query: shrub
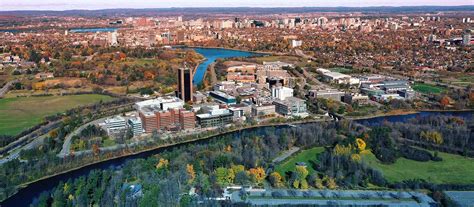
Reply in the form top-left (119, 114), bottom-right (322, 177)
top-left (399, 146), bottom-right (432, 162)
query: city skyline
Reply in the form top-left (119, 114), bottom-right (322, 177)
top-left (1, 0), bottom-right (473, 11)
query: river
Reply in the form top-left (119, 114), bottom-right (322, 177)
top-left (1, 111), bottom-right (472, 206)
top-left (190, 48), bottom-right (260, 85)
top-left (69, 28), bottom-right (118, 33)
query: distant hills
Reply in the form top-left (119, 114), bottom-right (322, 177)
top-left (1, 6), bottom-right (474, 17)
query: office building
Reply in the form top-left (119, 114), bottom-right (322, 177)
top-left (139, 110), bottom-right (159, 133)
top-left (273, 97), bottom-right (308, 117)
top-left (209, 91), bottom-right (237, 104)
top-left (105, 116), bottom-right (127, 135)
top-left (272, 86), bottom-right (293, 100)
top-left (463, 30), bottom-right (472, 46)
top-left (179, 110), bottom-right (196, 130)
top-left (134, 96), bottom-right (184, 111)
top-left (128, 118), bottom-right (143, 137)
top-left (251, 104), bottom-right (276, 117)
top-left (196, 108), bottom-right (233, 128)
top-left (308, 89), bottom-right (345, 102)
top-left (177, 67), bottom-right (193, 102)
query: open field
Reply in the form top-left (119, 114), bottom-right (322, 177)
top-left (362, 151), bottom-right (474, 184)
top-left (412, 83), bottom-right (446, 94)
top-left (0, 94), bottom-right (114, 136)
top-left (252, 55), bottom-right (301, 64)
top-left (275, 147), bottom-right (325, 175)
top-left (329, 67), bottom-right (353, 74)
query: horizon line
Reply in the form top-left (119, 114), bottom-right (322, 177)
top-left (1, 5), bottom-right (474, 12)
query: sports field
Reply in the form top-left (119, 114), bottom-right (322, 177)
top-left (0, 94), bottom-right (114, 136)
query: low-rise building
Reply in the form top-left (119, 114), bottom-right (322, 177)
top-left (343, 93), bottom-right (370, 105)
top-left (210, 91), bottom-right (237, 104)
top-left (196, 108), bottom-right (233, 128)
top-left (105, 116), bottom-right (127, 136)
top-left (309, 89), bottom-right (345, 102)
top-left (273, 97), bottom-right (308, 117)
top-left (251, 104), bottom-right (276, 117)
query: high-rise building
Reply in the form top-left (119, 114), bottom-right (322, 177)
top-left (177, 67), bottom-right (193, 102)
top-left (463, 30), bottom-right (472, 46)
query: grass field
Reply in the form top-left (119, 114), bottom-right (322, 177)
top-left (362, 151), bottom-right (474, 184)
top-left (329, 67), bottom-right (353, 74)
top-left (0, 94), bottom-right (114, 136)
top-left (412, 83), bottom-right (445, 94)
top-left (275, 147), bottom-right (325, 175)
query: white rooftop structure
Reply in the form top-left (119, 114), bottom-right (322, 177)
top-left (134, 96), bottom-right (184, 111)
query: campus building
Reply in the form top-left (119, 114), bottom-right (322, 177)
top-left (273, 97), bottom-right (308, 117)
top-left (196, 108), bottom-right (233, 128)
top-left (176, 67), bottom-right (193, 102)
top-left (128, 117), bottom-right (143, 137)
top-left (209, 91), bottom-right (237, 104)
top-left (271, 86), bottom-right (293, 101)
top-left (104, 116), bottom-right (127, 136)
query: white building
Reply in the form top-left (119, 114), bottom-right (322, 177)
top-left (273, 97), bottom-right (308, 117)
top-left (134, 96), bottom-right (184, 111)
top-left (128, 117), bottom-right (143, 137)
top-left (105, 116), bottom-right (127, 135)
top-left (290, 39), bottom-right (303, 48)
top-left (272, 86), bottom-right (294, 101)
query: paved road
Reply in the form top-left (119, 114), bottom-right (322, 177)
top-left (0, 79), bottom-right (18, 98)
top-left (272, 147), bottom-right (300, 163)
top-left (58, 116), bottom-right (110, 157)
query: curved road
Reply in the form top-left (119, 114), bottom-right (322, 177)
top-left (58, 116), bottom-right (111, 158)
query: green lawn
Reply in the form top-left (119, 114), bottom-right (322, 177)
top-left (0, 94), bottom-right (114, 136)
top-left (275, 147), bottom-right (325, 175)
top-left (329, 67), bottom-right (352, 74)
top-left (362, 151), bottom-right (474, 184)
top-left (412, 83), bottom-right (445, 94)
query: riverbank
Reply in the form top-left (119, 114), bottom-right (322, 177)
top-left (3, 110), bottom-right (473, 203)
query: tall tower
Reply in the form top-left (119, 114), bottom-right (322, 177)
top-left (463, 30), bottom-right (472, 46)
top-left (176, 67), bottom-right (193, 102)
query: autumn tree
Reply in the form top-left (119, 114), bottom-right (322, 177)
top-left (248, 167), bottom-right (266, 185)
top-left (269, 172), bottom-right (284, 188)
top-left (440, 96), bottom-right (450, 108)
top-left (186, 164), bottom-right (196, 184)
top-left (292, 166), bottom-right (309, 189)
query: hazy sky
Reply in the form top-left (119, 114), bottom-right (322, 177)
top-left (1, 0), bottom-right (472, 11)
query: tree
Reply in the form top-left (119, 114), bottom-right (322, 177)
top-left (292, 166), bottom-right (309, 189)
top-left (186, 164), bottom-right (196, 184)
top-left (324, 176), bottom-right (337, 189)
top-left (156, 158), bottom-right (169, 170)
top-left (215, 167), bottom-right (234, 186)
top-left (248, 167), bottom-right (266, 185)
top-left (92, 143), bottom-right (100, 156)
top-left (269, 172), bottom-right (284, 188)
top-left (440, 96), bottom-right (450, 108)
top-left (235, 171), bottom-right (250, 185)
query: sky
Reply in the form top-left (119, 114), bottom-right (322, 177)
top-left (0, 0), bottom-right (472, 11)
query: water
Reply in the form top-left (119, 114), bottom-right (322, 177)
top-left (69, 28), bottom-right (118, 33)
top-left (1, 111), bottom-right (472, 206)
top-left (190, 48), bottom-right (259, 85)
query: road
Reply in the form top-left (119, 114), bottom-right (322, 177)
top-left (0, 79), bottom-right (19, 98)
top-left (58, 116), bottom-right (111, 158)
